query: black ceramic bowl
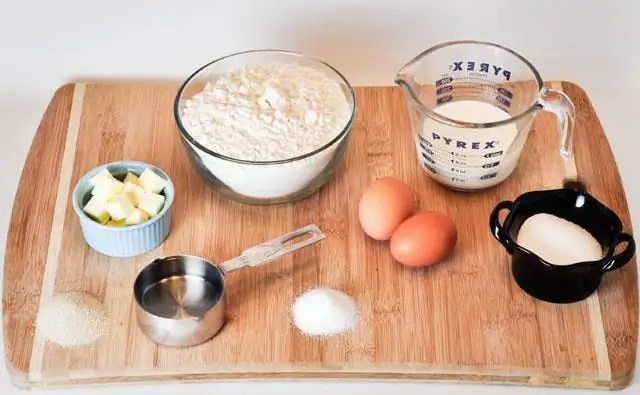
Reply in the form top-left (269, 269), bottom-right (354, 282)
top-left (489, 188), bottom-right (635, 304)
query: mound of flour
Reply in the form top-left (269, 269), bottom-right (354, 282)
top-left (180, 62), bottom-right (352, 162)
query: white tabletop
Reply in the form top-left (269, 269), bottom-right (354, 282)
top-left (1, 0), bottom-right (639, 393)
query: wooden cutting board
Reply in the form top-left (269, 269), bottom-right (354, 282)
top-left (3, 81), bottom-right (637, 390)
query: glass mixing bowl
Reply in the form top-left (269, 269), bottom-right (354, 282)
top-left (173, 50), bottom-right (356, 205)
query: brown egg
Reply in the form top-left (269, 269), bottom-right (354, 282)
top-left (358, 177), bottom-right (415, 241)
top-left (390, 211), bottom-right (458, 267)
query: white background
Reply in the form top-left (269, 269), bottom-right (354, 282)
top-left (1, 0), bottom-right (639, 394)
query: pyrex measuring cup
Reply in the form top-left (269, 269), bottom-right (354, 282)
top-left (133, 224), bottom-right (326, 347)
top-left (395, 40), bottom-right (576, 191)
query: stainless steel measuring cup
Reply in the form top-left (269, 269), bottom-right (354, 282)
top-left (395, 40), bottom-right (576, 192)
top-left (132, 224), bottom-right (326, 347)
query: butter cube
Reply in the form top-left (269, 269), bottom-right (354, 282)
top-left (139, 168), bottom-right (167, 193)
top-left (138, 192), bottom-right (165, 217)
top-left (123, 181), bottom-right (146, 207)
top-left (123, 172), bottom-right (142, 186)
top-left (92, 177), bottom-right (124, 200)
top-left (106, 219), bottom-right (127, 227)
top-left (89, 168), bottom-right (115, 187)
top-left (105, 193), bottom-right (136, 221)
top-left (125, 208), bottom-right (149, 225)
top-left (82, 195), bottom-right (110, 224)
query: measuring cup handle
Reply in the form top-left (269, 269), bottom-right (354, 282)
top-left (219, 224), bottom-right (326, 273)
top-left (539, 88), bottom-right (577, 181)
top-left (601, 232), bottom-right (636, 272)
top-left (489, 200), bottom-right (514, 254)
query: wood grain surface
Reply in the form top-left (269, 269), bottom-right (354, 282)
top-left (2, 81), bottom-right (637, 390)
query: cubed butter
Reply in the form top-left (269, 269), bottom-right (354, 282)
top-left (105, 193), bottom-right (136, 221)
top-left (89, 168), bottom-right (115, 187)
top-left (139, 168), bottom-right (167, 193)
top-left (138, 192), bottom-right (165, 217)
top-left (123, 172), bottom-right (142, 186)
top-left (92, 177), bottom-right (124, 200)
top-left (125, 208), bottom-right (149, 225)
top-left (106, 219), bottom-right (127, 227)
top-left (123, 181), bottom-right (146, 207)
top-left (82, 195), bottom-right (110, 224)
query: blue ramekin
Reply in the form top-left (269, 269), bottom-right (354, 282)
top-left (71, 161), bottom-right (175, 258)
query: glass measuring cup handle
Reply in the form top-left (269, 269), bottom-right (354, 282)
top-left (601, 232), bottom-right (636, 272)
top-left (489, 200), bottom-right (515, 254)
top-left (538, 88), bottom-right (578, 182)
top-left (218, 224), bottom-right (327, 274)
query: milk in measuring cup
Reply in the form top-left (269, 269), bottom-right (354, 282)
top-left (415, 100), bottom-right (522, 190)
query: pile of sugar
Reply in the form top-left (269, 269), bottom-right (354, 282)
top-left (36, 291), bottom-right (110, 347)
top-left (291, 288), bottom-right (358, 337)
top-left (180, 62), bottom-right (352, 162)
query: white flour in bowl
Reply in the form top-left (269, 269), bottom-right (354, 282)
top-left (179, 62), bottom-right (352, 199)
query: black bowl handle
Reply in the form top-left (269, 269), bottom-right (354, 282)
top-left (601, 232), bottom-right (636, 272)
top-left (489, 200), bottom-right (514, 254)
